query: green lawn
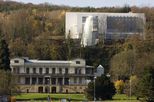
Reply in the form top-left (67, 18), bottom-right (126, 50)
top-left (16, 93), bottom-right (85, 101)
top-left (15, 93), bottom-right (139, 102)
top-left (106, 94), bottom-right (139, 102)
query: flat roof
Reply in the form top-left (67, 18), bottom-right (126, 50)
top-left (26, 60), bottom-right (71, 64)
top-left (66, 12), bottom-right (145, 17)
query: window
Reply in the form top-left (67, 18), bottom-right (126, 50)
top-left (51, 78), bottom-right (56, 85)
top-left (79, 77), bottom-right (82, 84)
top-left (76, 61), bottom-right (80, 64)
top-left (45, 77), bottom-right (50, 84)
top-left (74, 77), bottom-right (77, 84)
top-left (52, 68), bottom-right (55, 74)
top-left (26, 68), bottom-right (29, 74)
top-left (39, 68), bottom-right (42, 74)
top-left (38, 78), bottom-right (43, 84)
top-left (64, 78), bottom-right (69, 85)
top-left (25, 77), bottom-right (30, 85)
top-left (17, 67), bottom-right (20, 74)
top-left (32, 77), bottom-right (37, 84)
top-left (33, 68), bottom-right (36, 74)
top-left (13, 68), bottom-right (16, 73)
top-left (75, 68), bottom-right (81, 74)
top-left (65, 68), bottom-right (68, 74)
top-left (82, 16), bottom-right (87, 23)
top-left (46, 68), bottom-right (49, 74)
top-left (79, 69), bottom-right (82, 74)
top-left (75, 68), bottom-right (78, 74)
top-left (13, 67), bottom-right (20, 74)
top-left (59, 68), bottom-right (62, 74)
top-left (93, 16), bottom-right (98, 31)
top-left (58, 78), bottom-right (63, 85)
top-left (14, 60), bottom-right (19, 63)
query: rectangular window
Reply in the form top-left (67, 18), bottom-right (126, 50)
top-left (38, 78), bottom-right (43, 84)
top-left (59, 68), bottom-right (62, 74)
top-left (64, 78), bottom-right (69, 85)
top-left (79, 69), bottom-right (81, 74)
top-left (17, 67), bottom-right (20, 74)
top-left (46, 68), bottom-right (49, 74)
top-left (51, 78), bottom-right (56, 85)
top-left (33, 68), bottom-right (36, 74)
top-left (32, 77), bottom-right (37, 84)
top-left (79, 77), bottom-right (82, 84)
top-left (13, 68), bottom-right (16, 73)
top-left (45, 77), bottom-right (50, 84)
top-left (52, 68), bottom-right (55, 74)
top-left (58, 78), bottom-right (63, 85)
top-left (14, 60), bottom-right (19, 63)
top-left (65, 68), bottom-right (68, 74)
top-left (39, 68), bottom-right (42, 74)
top-left (93, 16), bottom-right (98, 31)
top-left (25, 77), bottom-right (30, 85)
top-left (75, 68), bottom-right (78, 74)
top-left (74, 77), bottom-right (77, 84)
top-left (76, 61), bottom-right (80, 64)
top-left (26, 68), bottom-right (29, 74)
top-left (82, 16), bottom-right (87, 23)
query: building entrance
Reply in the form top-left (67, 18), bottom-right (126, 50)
top-left (38, 87), bottom-right (43, 93)
top-left (51, 87), bottom-right (56, 93)
top-left (45, 86), bottom-right (50, 93)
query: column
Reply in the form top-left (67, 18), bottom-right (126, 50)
top-left (56, 78), bottom-right (58, 85)
top-left (36, 77), bottom-right (38, 85)
top-left (62, 77), bottom-right (64, 85)
top-left (43, 77), bottom-right (45, 85)
top-left (30, 76), bottom-right (32, 85)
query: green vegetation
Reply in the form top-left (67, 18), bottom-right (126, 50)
top-left (16, 93), bottom-right (85, 101)
top-left (0, 33), bottom-right (10, 71)
top-left (0, 33), bottom-right (17, 95)
top-left (0, 1), bottom-right (153, 101)
top-left (15, 93), bottom-right (140, 102)
top-left (86, 75), bottom-right (116, 100)
top-left (135, 68), bottom-right (154, 101)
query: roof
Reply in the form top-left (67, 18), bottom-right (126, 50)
top-left (25, 59), bottom-right (71, 64)
top-left (66, 12), bottom-right (145, 17)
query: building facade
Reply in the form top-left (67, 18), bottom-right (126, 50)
top-left (10, 57), bottom-right (94, 93)
top-left (65, 12), bottom-right (145, 46)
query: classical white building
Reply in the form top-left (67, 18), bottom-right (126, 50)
top-left (10, 57), bottom-right (94, 93)
top-left (65, 12), bottom-right (146, 46)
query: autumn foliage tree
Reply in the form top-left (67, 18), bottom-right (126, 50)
top-left (115, 80), bottom-right (124, 94)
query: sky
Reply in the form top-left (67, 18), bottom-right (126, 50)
top-left (10, 0), bottom-right (154, 7)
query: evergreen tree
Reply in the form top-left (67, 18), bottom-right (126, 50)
top-left (0, 34), bottom-right (10, 71)
top-left (136, 67), bottom-right (154, 102)
top-left (86, 75), bottom-right (116, 100)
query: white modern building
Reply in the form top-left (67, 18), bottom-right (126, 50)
top-left (65, 12), bottom-right (146, 46)
top-left (10, 57), bottom-right (94, 93)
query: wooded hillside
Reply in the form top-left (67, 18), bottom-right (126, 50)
top-left (0, 1), bottom-right (153, 72)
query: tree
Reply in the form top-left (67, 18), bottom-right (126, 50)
top-left (0, 70), bottom-right (19, 95)
top-left (115, 80), bottom-right (125, 94)
top-left (124, 75), bottom-right (139, 96)
top-left (0, 34), bottom-right (10, 71)
top-left (136, 67), bottom-right (154, 102)
top-left (110, 50), bottom-right (136, 80)
top-left (85, 75), bottom-right (116, 100)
